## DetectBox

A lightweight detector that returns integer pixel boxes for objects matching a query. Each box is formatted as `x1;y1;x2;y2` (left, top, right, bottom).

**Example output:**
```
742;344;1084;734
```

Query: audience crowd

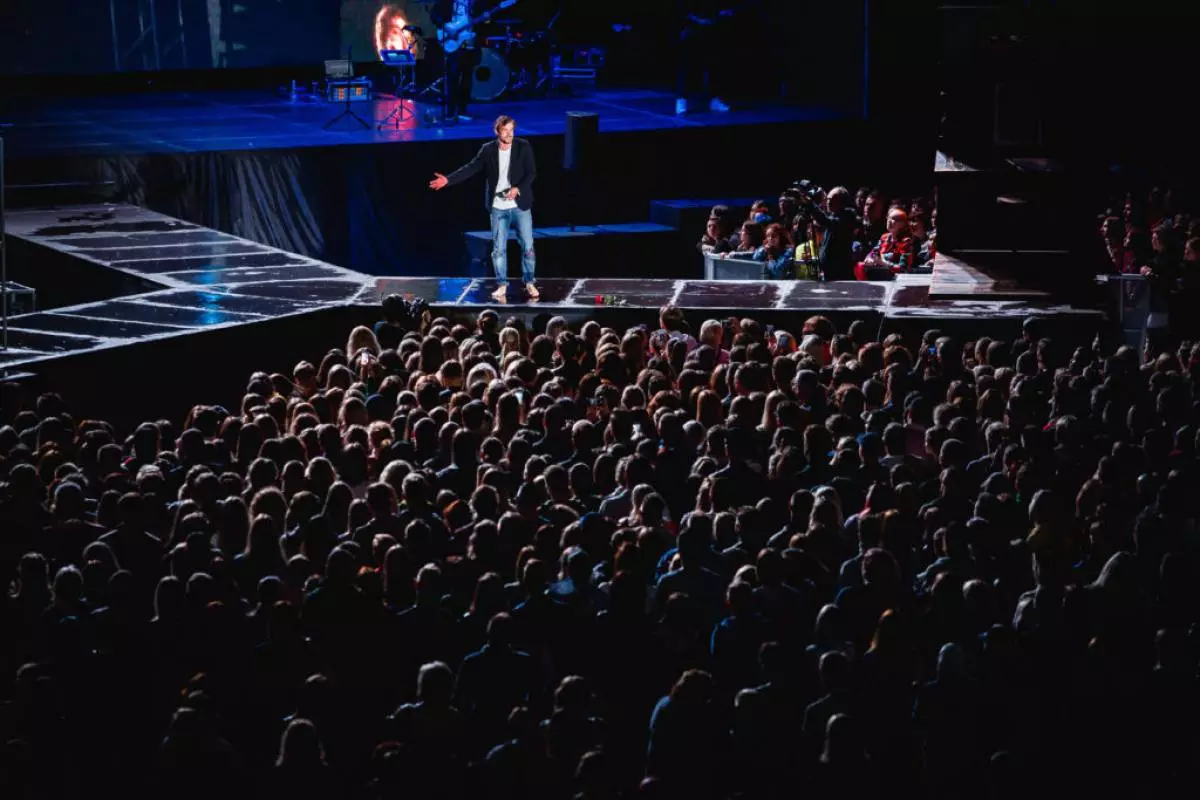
2;297;1200;800
1099;186;1200;346
699;186;936;281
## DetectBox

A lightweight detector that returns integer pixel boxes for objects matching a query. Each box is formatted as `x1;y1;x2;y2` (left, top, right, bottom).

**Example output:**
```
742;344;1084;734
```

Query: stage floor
0;88;845;159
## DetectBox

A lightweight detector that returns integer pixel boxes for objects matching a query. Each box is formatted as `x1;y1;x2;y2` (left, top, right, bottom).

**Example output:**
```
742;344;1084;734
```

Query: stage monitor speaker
563;111;599;172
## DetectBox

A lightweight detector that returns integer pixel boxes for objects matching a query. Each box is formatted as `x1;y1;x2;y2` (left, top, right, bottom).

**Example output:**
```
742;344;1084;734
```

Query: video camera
382;293;431;334
790;179;823;203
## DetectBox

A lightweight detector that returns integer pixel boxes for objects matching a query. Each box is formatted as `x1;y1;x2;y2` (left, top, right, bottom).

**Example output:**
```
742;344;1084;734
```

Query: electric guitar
438;0;518;54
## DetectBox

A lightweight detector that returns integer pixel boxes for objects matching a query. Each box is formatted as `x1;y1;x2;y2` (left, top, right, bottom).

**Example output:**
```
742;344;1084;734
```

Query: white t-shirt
493;145;518;210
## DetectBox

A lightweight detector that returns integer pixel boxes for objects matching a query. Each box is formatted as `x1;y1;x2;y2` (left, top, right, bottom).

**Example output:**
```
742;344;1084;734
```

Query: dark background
2;0;338;74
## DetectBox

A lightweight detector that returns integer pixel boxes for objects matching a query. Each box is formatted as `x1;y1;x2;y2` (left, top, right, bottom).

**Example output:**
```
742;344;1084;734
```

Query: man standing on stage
429;115;538;302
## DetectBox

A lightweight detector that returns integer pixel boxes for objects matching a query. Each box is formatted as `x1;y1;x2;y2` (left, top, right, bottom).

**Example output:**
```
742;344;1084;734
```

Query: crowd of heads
2;297;1200;799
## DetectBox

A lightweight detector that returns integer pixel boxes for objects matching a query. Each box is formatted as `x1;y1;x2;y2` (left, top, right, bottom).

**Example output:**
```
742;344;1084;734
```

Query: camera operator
374;293;431;349
798;185;859;281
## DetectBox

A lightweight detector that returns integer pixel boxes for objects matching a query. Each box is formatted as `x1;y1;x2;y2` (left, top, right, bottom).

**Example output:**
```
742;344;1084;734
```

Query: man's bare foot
491;284;507;302
525;282;540;300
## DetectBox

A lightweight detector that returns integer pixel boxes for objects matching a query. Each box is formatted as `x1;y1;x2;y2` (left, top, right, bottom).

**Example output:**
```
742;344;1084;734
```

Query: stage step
462;222;693;280
648;197;761;231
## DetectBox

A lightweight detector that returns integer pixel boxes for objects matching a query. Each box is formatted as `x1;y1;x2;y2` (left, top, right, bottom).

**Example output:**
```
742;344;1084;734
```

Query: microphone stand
439;28;456;126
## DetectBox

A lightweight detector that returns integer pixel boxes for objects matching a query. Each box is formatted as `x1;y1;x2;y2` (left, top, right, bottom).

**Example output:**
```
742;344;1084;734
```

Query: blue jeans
490;206;536;286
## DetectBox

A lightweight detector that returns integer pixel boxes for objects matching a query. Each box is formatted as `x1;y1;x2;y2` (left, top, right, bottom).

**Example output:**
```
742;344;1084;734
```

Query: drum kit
472;19;553;101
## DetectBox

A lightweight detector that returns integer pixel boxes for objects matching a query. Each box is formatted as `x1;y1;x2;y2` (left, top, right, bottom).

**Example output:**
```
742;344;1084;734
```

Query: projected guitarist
675;0;741;115
435;0;518;122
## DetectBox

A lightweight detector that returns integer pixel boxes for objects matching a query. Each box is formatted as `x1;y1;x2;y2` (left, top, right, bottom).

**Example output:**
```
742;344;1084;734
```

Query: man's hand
504;187;520;201
429;173;449;191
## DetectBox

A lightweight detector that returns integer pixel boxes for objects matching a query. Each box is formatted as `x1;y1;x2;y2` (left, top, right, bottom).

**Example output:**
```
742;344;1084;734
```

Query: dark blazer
446;137;536;212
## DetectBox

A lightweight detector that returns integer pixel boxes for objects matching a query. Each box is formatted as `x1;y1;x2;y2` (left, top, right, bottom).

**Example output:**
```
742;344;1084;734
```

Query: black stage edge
372;276;1106;351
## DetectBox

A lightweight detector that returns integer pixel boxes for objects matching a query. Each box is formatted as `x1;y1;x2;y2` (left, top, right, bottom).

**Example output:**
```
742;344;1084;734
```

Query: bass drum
470;48;511;102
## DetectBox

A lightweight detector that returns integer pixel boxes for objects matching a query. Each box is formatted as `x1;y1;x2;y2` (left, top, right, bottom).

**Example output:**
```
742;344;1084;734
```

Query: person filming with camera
798;185;859;281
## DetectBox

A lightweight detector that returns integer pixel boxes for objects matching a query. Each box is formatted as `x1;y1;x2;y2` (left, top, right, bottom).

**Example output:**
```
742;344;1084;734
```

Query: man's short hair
827;186;850;210
495;115;515;132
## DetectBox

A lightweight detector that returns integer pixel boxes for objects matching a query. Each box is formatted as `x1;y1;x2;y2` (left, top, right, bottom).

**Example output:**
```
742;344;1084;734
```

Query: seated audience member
755;224;795;280
854;190;886;258
698;319;731;365
778;192;802;232
910;210;936;264
710;204;739;242
859;207;917;278
1100;215;1133;273
731;222;765;257
1139;222;1181;281
793;217;819;264
748;200;773;226
699;215;737;256
1180;236;1200;292
1174;237;1200;342
653;304;698;355
1139;223;1183;355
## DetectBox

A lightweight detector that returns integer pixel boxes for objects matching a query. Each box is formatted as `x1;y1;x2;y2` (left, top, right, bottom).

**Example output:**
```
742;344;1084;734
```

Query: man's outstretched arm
430;144;486;190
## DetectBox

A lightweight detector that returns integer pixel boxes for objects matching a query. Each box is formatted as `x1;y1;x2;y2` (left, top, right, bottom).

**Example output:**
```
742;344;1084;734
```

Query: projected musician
435;0;517;122
437;0;480;122
374;4;418;59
